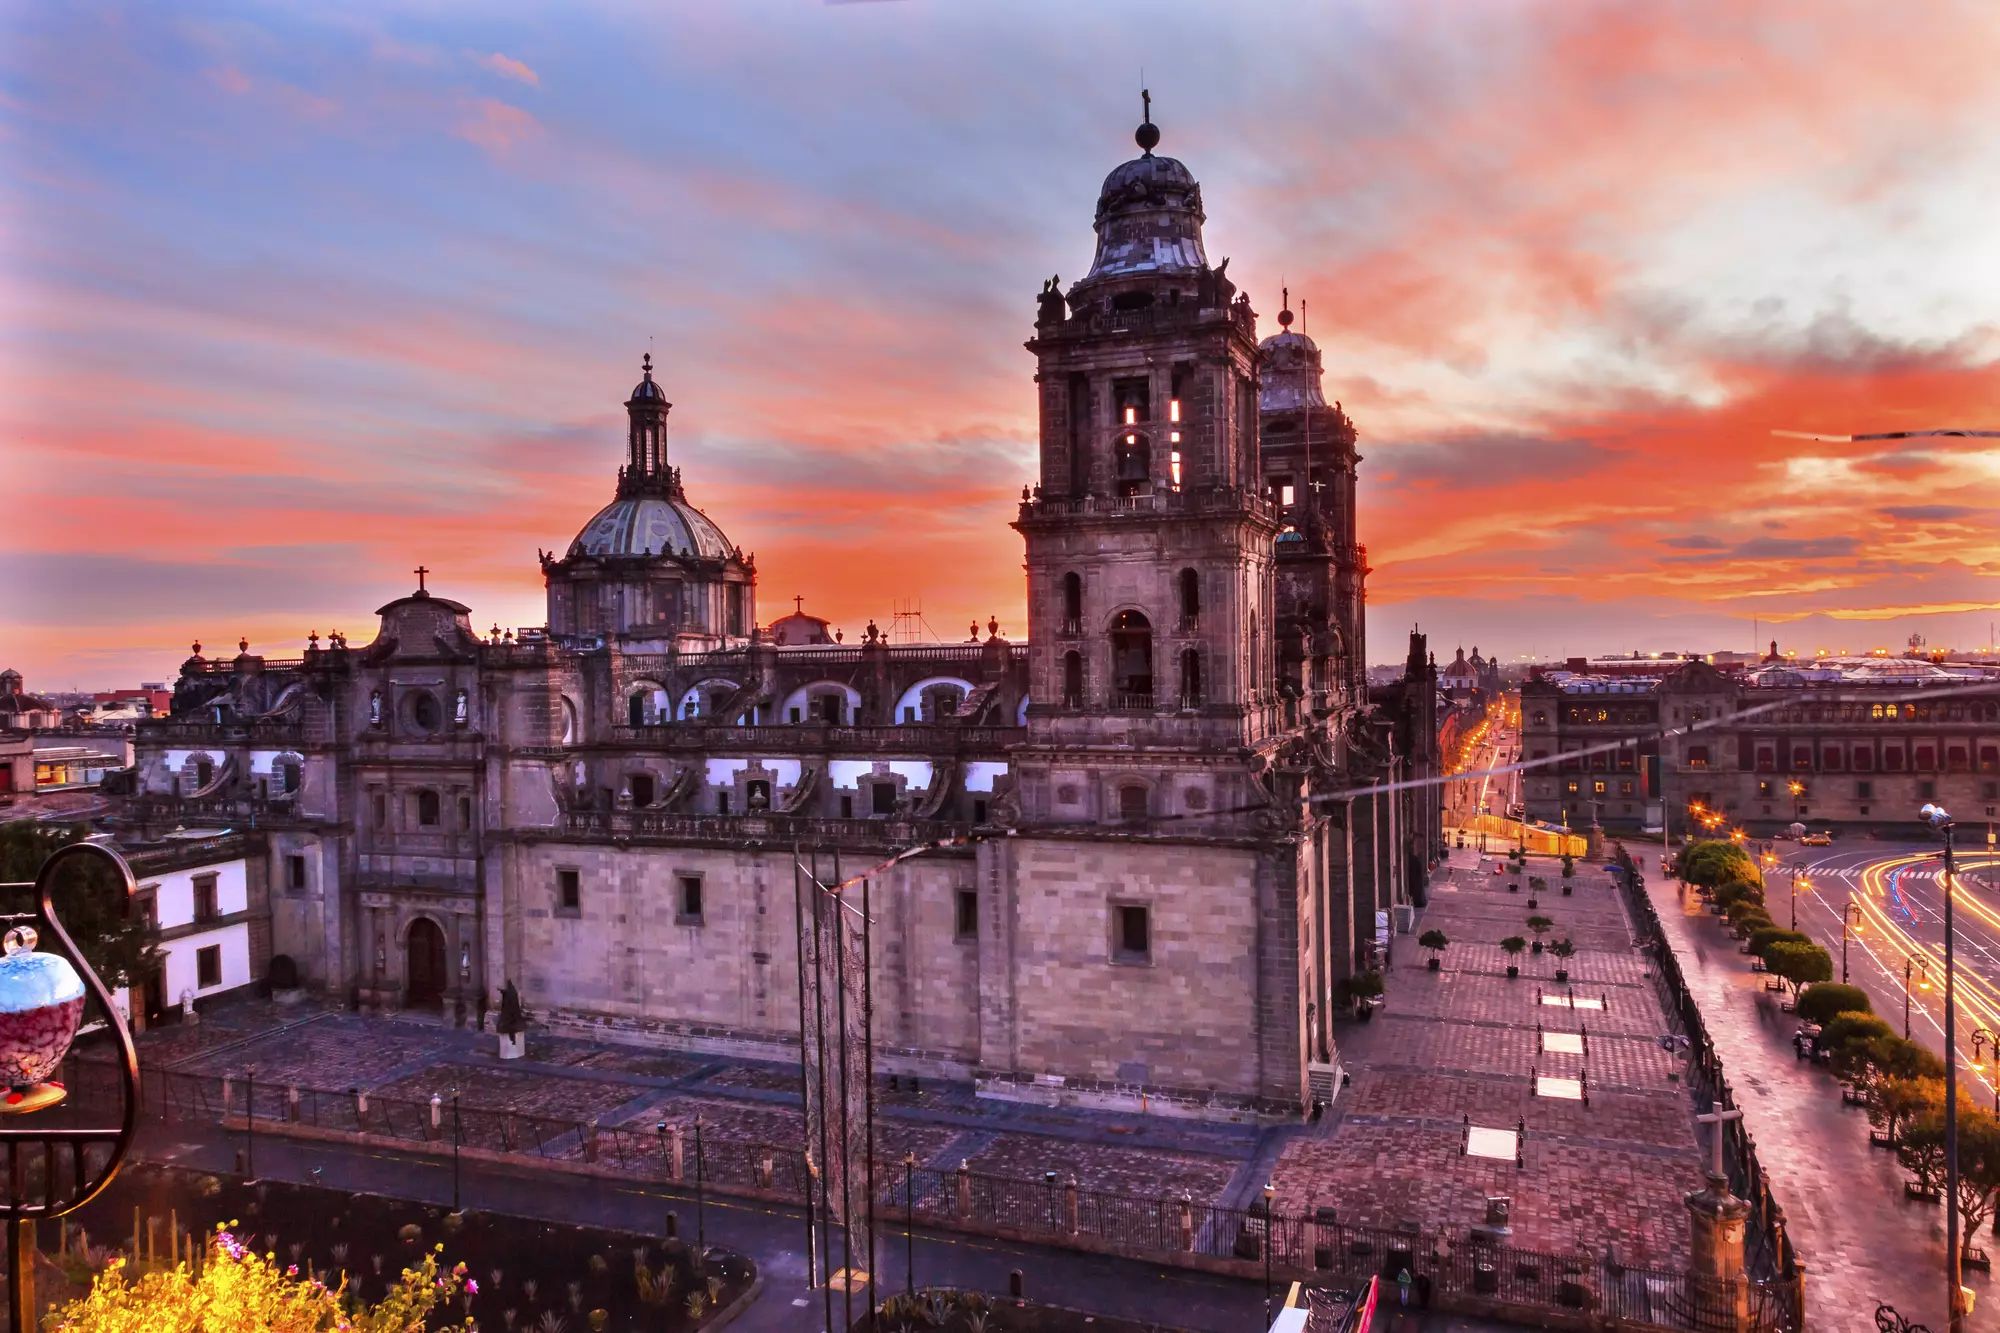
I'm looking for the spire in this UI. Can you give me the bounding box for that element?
[621,352,674,498]
[1278,285,1293,330]
[1135,88,1159,155]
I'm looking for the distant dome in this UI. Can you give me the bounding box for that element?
[1259,327,1326,411]
[570,495,734,561]
[629,352,667,402]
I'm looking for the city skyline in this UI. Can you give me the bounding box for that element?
[7,1,2000,688]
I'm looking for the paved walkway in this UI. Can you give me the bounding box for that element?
[1646,871,1983,1332]
[1271,849,1708,1270]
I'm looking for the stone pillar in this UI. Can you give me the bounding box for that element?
[1684,1172,1751,1332]
[668,1124,685,1181]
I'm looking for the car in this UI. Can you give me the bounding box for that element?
[1801,832,1832,846]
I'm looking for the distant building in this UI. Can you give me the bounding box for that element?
[119,830,271,1027]
[0,670,61,730]
[1523,654,2000,835]
[0,732,31,800]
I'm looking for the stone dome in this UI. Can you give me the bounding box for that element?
[570,495,735,561]
[1259,327,1326,411]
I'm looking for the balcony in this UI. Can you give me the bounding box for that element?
[560,810,976,847]
[604,723,1022,752]
[1111,692,1155,712]
[1058,619,1084,639]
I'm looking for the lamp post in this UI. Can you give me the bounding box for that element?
[0,841,144,1333]
[1906,956,1931,1039]
[1972,1028,2000,1114]
[1921,801,1965,1333]
[245,1064,257,1179]
[1789,866,1810,932]
[1841,898,1864,985]
[1789,780,1805,827]
[1261,1179,1275,1326]
[693,1113,706,1253]
[450,1086,461,1211]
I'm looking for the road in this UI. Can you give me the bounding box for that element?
[1709,835,2000,1108]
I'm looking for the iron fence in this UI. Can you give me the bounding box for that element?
[64,1048,1800,1332]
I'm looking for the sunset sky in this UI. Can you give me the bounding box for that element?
[5,1,1999,688]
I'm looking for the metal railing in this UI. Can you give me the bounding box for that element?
[67,1055,1797,1330]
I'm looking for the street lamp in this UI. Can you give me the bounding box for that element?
[1841,899,1864,985]
[1906,956,1931,1039]
[1971,1028,2000,1114]
[1921,800,1966,1333]
[1789,867,1810,932]
[1788,780,1805,826]
[1261,1179,1275,1325]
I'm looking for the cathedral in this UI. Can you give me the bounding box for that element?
[130,108,1442,1120]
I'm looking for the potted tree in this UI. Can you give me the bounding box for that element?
[1419,929,1449,971]
[1549,938,1576,984]
[1346,970,1386,1020]
[1527,876,1545,909]
[496,979,527,1060]
[1526,915,1553,955]
[1560,853,1575,895]
[1500,936,1527,979]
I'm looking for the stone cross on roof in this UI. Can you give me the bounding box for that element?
[1694,1104,1744,1179]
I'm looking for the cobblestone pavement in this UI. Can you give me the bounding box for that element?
[1270,850,1709,1269]
[1646,870,1986,1332]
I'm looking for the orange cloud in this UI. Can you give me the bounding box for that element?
[474,52,539,87]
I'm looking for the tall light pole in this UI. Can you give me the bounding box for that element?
[1972,1028,2000,1115]
[1789,866,1809,931]
[1906,956,1931,1039]
[1922,801,1965,1333]
[1841,898,1864,985]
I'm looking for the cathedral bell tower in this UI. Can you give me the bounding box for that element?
[1012,99,1282,829]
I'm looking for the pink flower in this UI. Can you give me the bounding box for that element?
[465,1279,479,1294]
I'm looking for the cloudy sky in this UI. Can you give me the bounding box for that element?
[5,1,1998,687]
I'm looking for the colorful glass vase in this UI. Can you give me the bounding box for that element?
[0,925,86,1113]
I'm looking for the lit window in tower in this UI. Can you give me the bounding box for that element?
[1124,407,1137,425]
[1281,485,1296,506]
[1170,451,1182,489]
[1169,400,1181,423]
[1169,431,1180,444]
[1126,434,1137,446]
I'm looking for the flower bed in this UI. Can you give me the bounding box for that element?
[58,1162,754,1331]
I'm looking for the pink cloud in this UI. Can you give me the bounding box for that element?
[474,52,540,87]
[206,64,252,96]
[453,96,542,153]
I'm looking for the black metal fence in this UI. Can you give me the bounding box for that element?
[64,1052,1799,1330]
[1612,844,1806,1318]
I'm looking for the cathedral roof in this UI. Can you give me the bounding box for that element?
[570,494,735,562]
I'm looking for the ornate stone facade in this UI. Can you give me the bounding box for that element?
[127,108,1442,1120]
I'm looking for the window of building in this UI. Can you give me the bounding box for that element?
[1062,573,1083,634]
[1688,746,1710,769]
[1109,610,1153,708]
[1856,781,1873,799]
[816,693,844,724]
[790,706,803,723]
[279,761,301,794]
[1118,785,1148,822]
[287,855,307,894]
[955,889,978,941]
[1754,746,1774,772]
[1179,649,1202,709]
[1565,779,1580,795]
[411,693,442,733]
[1592,780,1607,795]
[1884,748,1905,771]
[192,874,218,924]
[373,792,388,827]
[1113,903,1151,963]
[717,790,732,815]
[1619,780,1634,796]
[458,795,473,827]
[1853,748,1874,771]
[556,868,581,914]
[727,584,745,637]
[1919,780,1937,801]
[972,798,989,824]
[1757,780,1773,797]
[840,794,854,819]
[871,783,897,816]
[630,773,655,807]
[1062,651,1084,709]
[417,790,440,827]
[1915,745,1937,771]
[678,874,704,923]
[196,945,221,990]
[1177,569,1200,629]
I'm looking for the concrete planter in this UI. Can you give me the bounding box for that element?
[497,1031,526,1060]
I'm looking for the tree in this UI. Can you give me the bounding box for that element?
[1955,1104,2000,1259]
[1549,938,1576,962]
[1499,935,1528,970]
[1899,1106,1949,1199]
[0,821,159,991]
[1872,1074,1942,1148]
[1682,840,1761,892]
[1561,852,1575,879]
[1827,1015,1898,1089]
[1746,927,1811,961]
[1796,984,1872,1028]
[1765,941,1833,994]
[1418,929,1449,966]
[1526,915,1554,946]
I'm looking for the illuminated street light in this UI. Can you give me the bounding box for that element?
[1841,898,1864,984]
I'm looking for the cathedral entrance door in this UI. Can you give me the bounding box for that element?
[406,918,447,1008]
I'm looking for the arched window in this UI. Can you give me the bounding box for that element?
[1062,573,1082,635]
[920,683,964,721]
[1063,651,1084,709]
[1110,611,1153,709]
[417,790,441,827]
[628,693,645,729]
[1179,648,1202,708]
[279,760,301,794]
[1178,569,1200,630]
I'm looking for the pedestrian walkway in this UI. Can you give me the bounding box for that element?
[1645,871,1976,1332]
[1270,850,1709,1268]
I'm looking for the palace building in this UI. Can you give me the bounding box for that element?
[126,109,1442,1120]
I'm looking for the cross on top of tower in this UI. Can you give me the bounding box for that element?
[1279,285,1293,330]
[794,594,805,614]
[1135,88,1159,155]
[415,565,429,593]
[641,352,653,378]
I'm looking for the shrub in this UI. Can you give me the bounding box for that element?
[48,1228,469,1332]
[1869,1034,1948,1083]
[1499,936,1527,957]
[1418,929,1449,958]
[1345,971,1385,1000]
[1796,984,1872,1027]
[1821,1011,1896,1054]
[1526,915,1554,940]
[1682,840,1762,891]
[1746,927,1811,961]
[1548,938,1576,960]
